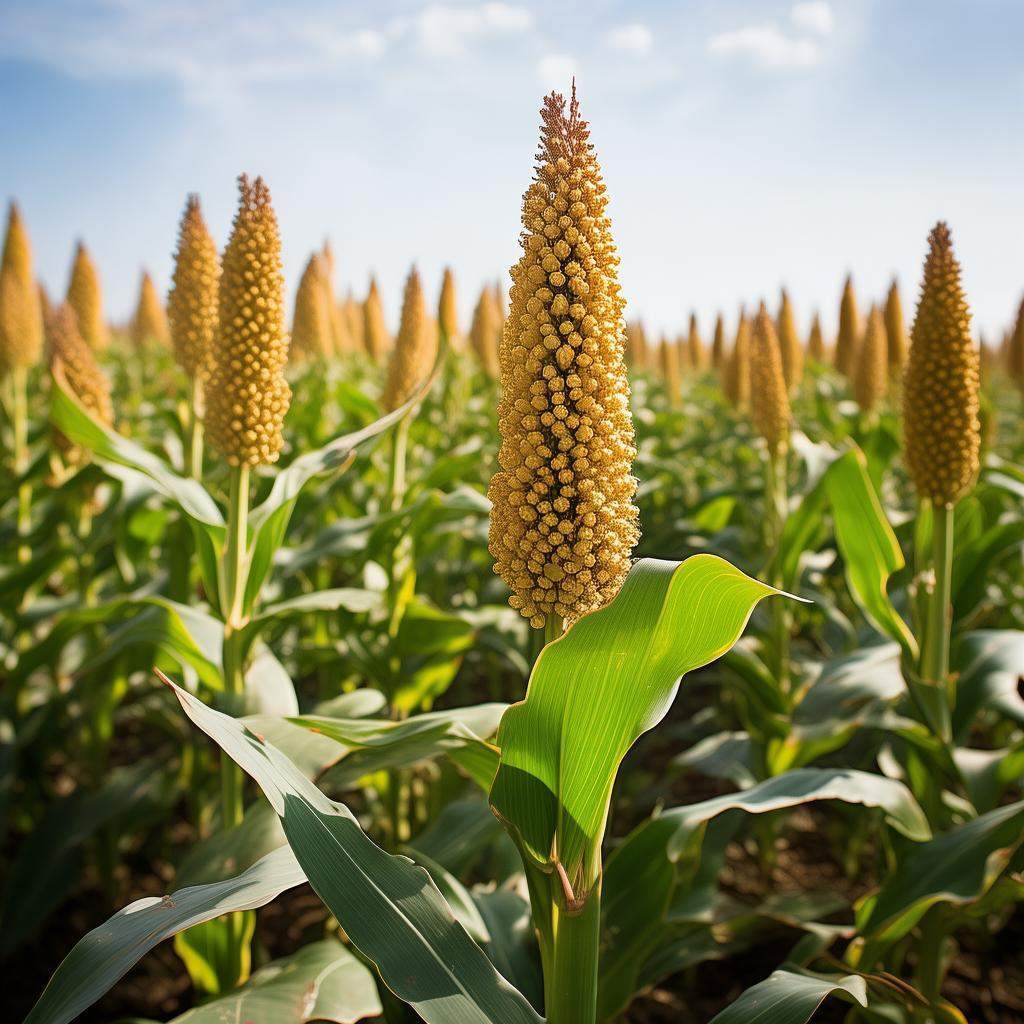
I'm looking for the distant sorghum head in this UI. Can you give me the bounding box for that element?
[902,222,981,506]
[625,320,649,371]
[835,274,860,378]
[48,303,113,463]
[750,305,790,456]
[66,241,108,353]
[777,289,803,391]
[488,86,639,629]
[723,310,751,408]
[884,279,908,374]
[469,283,501,377]
[168,195,219,387]
[687,312,705,371]
[382,266,436,411]
[362,276,390,361]
[291,253,333,360]
[711,313,726,369]
[131,270,170,351]
[659,334,681,404]
[1007,297,1024,391]
[342,291,364,353]
[807,312,826,363]
[438,266,459,344]
[205,175,291,467]
[0,203,44,373]
[320,241,351,355]
[854,304,888,414]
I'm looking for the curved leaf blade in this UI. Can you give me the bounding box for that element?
[709,969,868,1024]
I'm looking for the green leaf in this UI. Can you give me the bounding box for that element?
[166,677,543,1024]
[51,376,224,529]
[24,846,307,1024]
[708,969,867,1024]
[169,939,382,1024]
[857,799,1024,943]
[173,911,256,995]
[952,519,1024,623]
[489,554,789,898]
[953,630,1024,736]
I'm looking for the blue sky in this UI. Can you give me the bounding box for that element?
[1,0,1022,341]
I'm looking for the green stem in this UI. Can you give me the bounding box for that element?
[766,450,790,696]
[914,906,950,1021]
[923,502,954,686]
[545,881,601,1024]
[544,613,564,647]
[12,364,31,564]
[185,378,205,480]
[386,415,412,639]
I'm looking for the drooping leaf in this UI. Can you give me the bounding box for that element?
[166,677,543,1024]
[708,969,868,1024]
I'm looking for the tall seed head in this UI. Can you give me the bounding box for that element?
[488,86,639,628]
[320,240,351,354]
[382,266,435,411]
[659,334,681,404]
[66,241,108,353]
[342,291,364,353]
[625,319,649,370]
[711,313,725,368]
[48,303,113,463]
[835,274,860,378]
[1007,297,1024,390]
[750,304,790,455]
[902,222,981,506]
[362,276,390,361]
[291,253,333,360]
[723,309,751,408]
[854,304,888,414]
[807,311,826,363]
[884,278,908,373]
[687,312,705,371]
[776,288,803,391]
[205,175,291,467]
[469,283,501,377]
[438,266,459,343]
[168,194,220,386]
[131,270,170,351]
[0,202,44,373]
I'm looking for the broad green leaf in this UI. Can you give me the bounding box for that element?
[822,449,917,660]
[472,889,543,1012]
[166,677,543,1024]
[489,554,789,898]
[51,376,224,529]
[857,799,1024,942]
[952,519,1024,622]
[953,629,1024,736]
[709,969,868,1024]
[170,939,381,1024]
[23,846,307,1024]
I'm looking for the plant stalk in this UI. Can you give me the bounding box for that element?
[544,881,601,1024]
[386,414,413,638]
[12,364,31,564]
[185,377,205,480]
[922,501,954,686]
[766,450,790,696]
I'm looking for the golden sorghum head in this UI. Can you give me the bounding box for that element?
[382,266,436,411]
[687,312,705,371]
[291,253,333,360]
[469,283,501,377]
[750,304,790,455]
[0,202,44,373]
[66,241,108,353]
[884,278,907,374]
[776,288,804,391]
[342,290,364,353]
[902,222,981,506]
[659,334,681,404]
[711,313,725,368]
[807,311,826,363]
[320,240,350,355]
[168,195,220,385]
[205,175,291,467]
[362,275,390,361]
[1007,297,1024,390]
[625,319,649,371]
[48,303,113,462]
[438,266,459,343]
[131,270,170,351]
[488,86,639,629]
[854,304,888,414]
[722,309,751,408]
[835,274,860,378]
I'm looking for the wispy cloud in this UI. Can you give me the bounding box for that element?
[537,53,577,91]
[413,2,533,58]
[606,23,654,57]
[708,1,834,71]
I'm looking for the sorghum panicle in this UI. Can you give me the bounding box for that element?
[362,276,390,361]
[131,271,170,351]
[382,266,436,411]
[854,304,888,414]
[291,254,333,360]
[750,304,790,456]
[0,202,43,373]
[835,274,860,378]
[66,241,108,353]
[884,278,908,373]
[777,288,804,391]
[469,283,501,377]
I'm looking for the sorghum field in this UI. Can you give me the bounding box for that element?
[3,84,1024,1024]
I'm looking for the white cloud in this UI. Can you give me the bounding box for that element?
[606,23,654,56]
[708,22,824,70]
[415,3,533,58]
[791,1,834,37]
[537,53,577,91]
